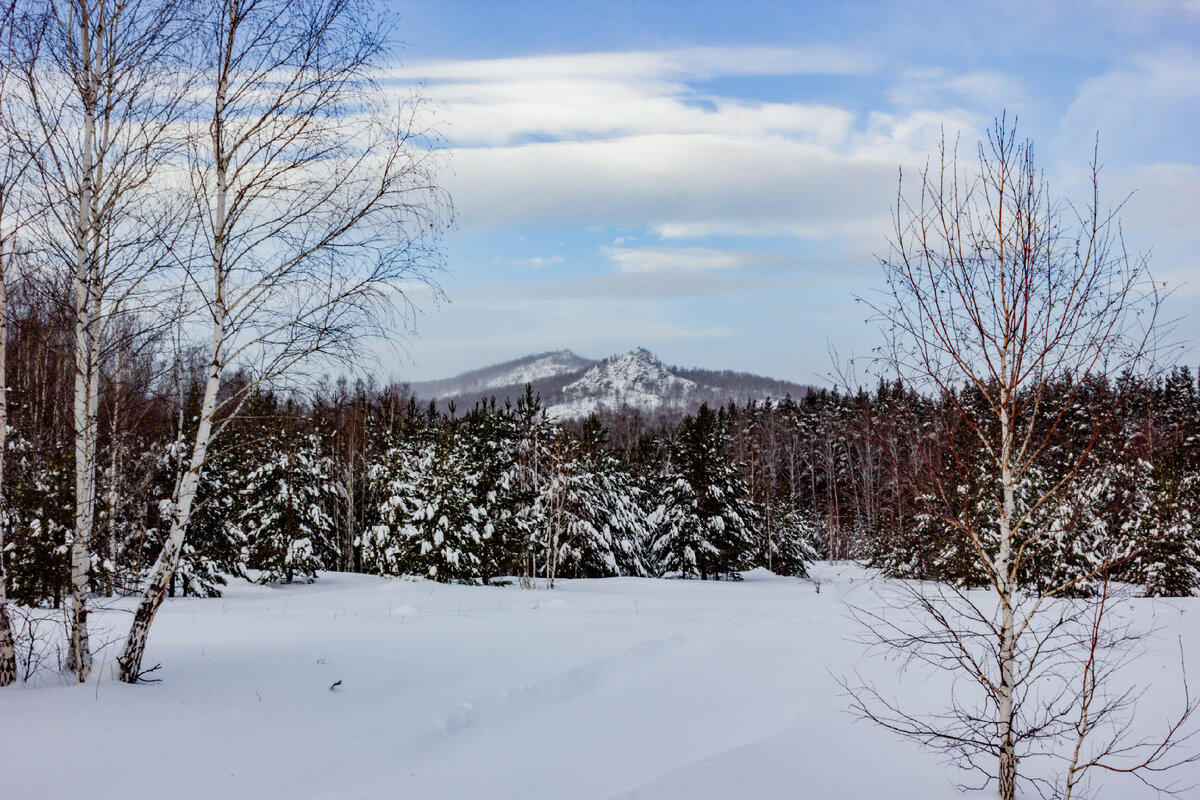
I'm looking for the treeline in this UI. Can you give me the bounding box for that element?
[718,371,1200,597]
[2,279,815,602]
[4,273,1197,600]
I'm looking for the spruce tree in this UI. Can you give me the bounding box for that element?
[2,435,73,606]
[1127,464,1200,597]
[532,419,650,580]
[371,419,483,583]
[464,400,527,583]
[241,427,338,584]
[758,503,818,577]
[168,436,250,597]
[651,405,754,579]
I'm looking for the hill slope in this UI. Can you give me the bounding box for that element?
[409,347,815,419]
[408,350,596,401]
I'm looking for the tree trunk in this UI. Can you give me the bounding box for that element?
[67,2,98,682]
[998,598,1017,800]
[118,87,229,679]
[996,403,1018,800]
[0,245,16,686]
[118,350,221,682]
[104,351,122,597]
[344,456,355,572]
[0,602,14,687]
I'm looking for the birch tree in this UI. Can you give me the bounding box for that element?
[0,0,30,687]
[13,0,189,682]
[847,117,1189,799]
[117,0,448,682]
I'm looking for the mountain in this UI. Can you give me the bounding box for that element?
[408,347,816,420]
[550,347,697,418]
[407,350,596,400]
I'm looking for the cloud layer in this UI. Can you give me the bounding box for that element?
[382,40,1200,383]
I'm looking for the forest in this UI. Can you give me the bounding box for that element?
[6,269,1198,613]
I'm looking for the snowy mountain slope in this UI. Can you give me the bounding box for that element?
[6,566,1195,800]
[486,350,594,388]
[550,347,698,418]
[408,350,596,400]
[409,346,815,419]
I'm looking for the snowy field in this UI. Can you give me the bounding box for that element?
[3,565,1198,800]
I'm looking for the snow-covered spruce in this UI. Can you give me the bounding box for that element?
[366,421,486,583]
[241,429,339,584]
[530,419,650,583]
[651,405,756,580]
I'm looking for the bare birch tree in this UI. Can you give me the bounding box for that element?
[847,117,1193,799]
[0,0,30,687]
[116,0,449,683]
[12,0,190,682]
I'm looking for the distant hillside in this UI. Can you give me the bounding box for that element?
[408,350,596,401]
[409,348,815,420]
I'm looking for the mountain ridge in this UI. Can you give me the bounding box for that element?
[407,349,596,401]
[408,348,816,420]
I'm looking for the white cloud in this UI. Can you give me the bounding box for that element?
[495,255,564,269]
[398,45,874,84]
[1100,163,1200,303]
[386,44,998,241]
[443,126,955,240]
[1061,49,1200,163]
[391,46,867,149]
[1054,51,1200,326]
[888,68,1027,113]
[381,44,1013,243]
[605,247,789,274]
[465,249,875,303]
[1121,163,1200,238]
[420,77,857,148]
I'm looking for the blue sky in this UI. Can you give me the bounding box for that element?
[380,0,1200,385]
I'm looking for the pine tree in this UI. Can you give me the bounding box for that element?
[168,436,249,597]
[463,400,528,583]
[241,428,338,584]
[758,503,818,577]
[1126,463,1200,597]
[532,419,650,581]
[370,420,483,583]
[1126,366,1200,597]
[651,405,754,579]
[3,434,72,606]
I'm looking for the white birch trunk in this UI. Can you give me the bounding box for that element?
[996,401,1017,800]
[67,1,98,682]
[118,68,229,681]
[118,345,221,681]
[104,351,121,596]
[344,458,355,571]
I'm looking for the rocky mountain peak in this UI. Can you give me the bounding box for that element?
[553,348,697,417]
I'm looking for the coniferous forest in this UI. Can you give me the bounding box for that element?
[7,273,1197,606]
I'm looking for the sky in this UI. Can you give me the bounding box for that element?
[377,0,1200,386]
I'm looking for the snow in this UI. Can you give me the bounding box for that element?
[4,565,1199,799]
[482,350,590,390]
[550,348,697,419]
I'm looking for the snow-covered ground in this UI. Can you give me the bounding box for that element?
[4,565,1198,799]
